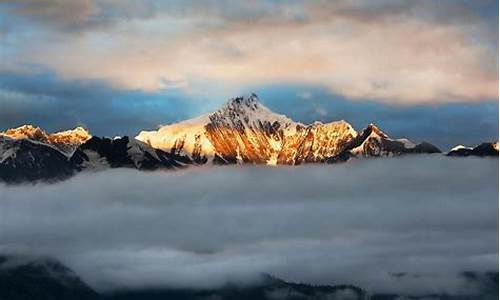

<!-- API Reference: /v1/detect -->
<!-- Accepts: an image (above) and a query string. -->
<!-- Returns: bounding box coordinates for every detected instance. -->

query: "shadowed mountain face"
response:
[0,136,77,183]
[327,124,443,163]
[70,136,192,170]
[0,135,191,183]
[0,256,99,300]
[0,256,497,300]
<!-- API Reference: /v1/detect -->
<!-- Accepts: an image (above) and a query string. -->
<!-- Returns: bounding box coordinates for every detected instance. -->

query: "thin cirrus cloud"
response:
[1,0,498,104]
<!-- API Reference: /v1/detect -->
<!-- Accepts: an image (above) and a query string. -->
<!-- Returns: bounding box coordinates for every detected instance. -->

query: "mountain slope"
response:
[277,120,357,164]
[137,94,439,165]
[0,256,100,300]
[0,136,76,183]
[70,136,192,170]
[137,94,301,164]
[328,124,442,162]
[0,132,192,183]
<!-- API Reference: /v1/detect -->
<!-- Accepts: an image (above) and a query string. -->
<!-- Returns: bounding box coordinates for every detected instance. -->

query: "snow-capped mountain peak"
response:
[365,123,389,139]
[51,126,91,140]
[136,94,300,163]
[136,94,361,164]
[136,94,442,165]
[212,94,296,127]
[0,124,47,140]
[450,145,473,152]
[48,127,92,155]
[0,125,91,156]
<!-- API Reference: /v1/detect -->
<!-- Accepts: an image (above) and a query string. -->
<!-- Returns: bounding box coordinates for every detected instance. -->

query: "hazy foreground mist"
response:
[0,156,497,295]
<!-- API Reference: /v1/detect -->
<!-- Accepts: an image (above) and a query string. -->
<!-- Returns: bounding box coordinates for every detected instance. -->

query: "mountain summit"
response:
[136,94,439,165]
[0,125,91,156]
[136,94,296,164]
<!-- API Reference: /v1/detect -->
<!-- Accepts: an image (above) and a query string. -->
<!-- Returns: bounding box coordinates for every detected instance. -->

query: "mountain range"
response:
[0,94,497,183]
[447,143,499,157]
[135,94,443,164]
[0,255,497,300]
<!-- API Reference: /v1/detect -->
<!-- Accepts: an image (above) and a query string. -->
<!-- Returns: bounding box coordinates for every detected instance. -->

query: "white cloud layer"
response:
[1,1,498,103]
[0,156,497,296]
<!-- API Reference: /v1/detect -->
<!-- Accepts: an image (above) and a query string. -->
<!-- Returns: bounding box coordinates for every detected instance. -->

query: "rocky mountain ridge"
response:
[0,94,497,183]
[0,134,190,183]
[136,94,443,165]
[447,142,499,157]
[0,136,76,183]
[0,125,91,156]
[70,136,191,170]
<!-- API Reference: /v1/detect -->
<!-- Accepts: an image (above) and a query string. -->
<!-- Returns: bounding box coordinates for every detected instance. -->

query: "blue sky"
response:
[0,0,498,149]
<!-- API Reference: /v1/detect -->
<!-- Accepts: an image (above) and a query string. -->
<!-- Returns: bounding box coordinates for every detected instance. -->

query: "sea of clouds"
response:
[0,156,497,296]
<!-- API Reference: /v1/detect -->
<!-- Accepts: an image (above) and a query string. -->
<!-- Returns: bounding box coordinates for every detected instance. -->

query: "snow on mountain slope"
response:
[345,124,440,159]
[450,145,473,152]
[48,127,92,154]
[277,120,357,164]
[70,136,191,170]
[350,124,397,157]
[0,125,91,156]
[136,113,214,164]
[136,94,298,164]
[204,94,300,164]
[136,94,439,165]
[136,94,361,165]
[0,138,18,164]
[0,136,76,183]
[395,138,416,149]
